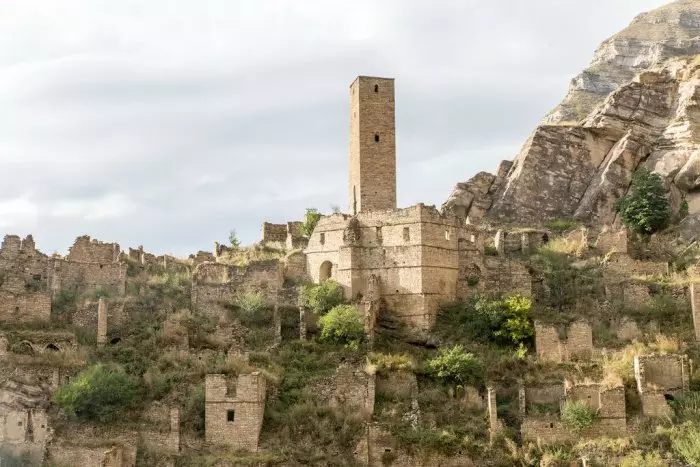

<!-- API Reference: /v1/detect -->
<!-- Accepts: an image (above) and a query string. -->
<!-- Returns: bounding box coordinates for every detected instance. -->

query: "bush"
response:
[298,280,345,315]
[619,450,665,467]
[181,383,205,436]
[545,218,577,233]
[615,167,670,235]
[53,364,140,422]
[318,305,364,349]
[671,422,700,465]
[561,400,598,432]
[672,391,700,423]
[234,290,267,314]
[300,208,322,237]
[229,229,241,249]
[426,345,484,389]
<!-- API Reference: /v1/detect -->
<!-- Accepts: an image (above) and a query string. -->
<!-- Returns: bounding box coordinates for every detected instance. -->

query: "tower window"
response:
[374,84,379,93]
[374,134,380,142]
[320,233,326,245]
[227,410,235,422]
[403,227,410,242]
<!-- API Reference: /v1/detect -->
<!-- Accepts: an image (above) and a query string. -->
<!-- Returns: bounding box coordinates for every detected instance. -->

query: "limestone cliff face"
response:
[545,0,700,124]
[443,57,700,226]
[444,1,700,227]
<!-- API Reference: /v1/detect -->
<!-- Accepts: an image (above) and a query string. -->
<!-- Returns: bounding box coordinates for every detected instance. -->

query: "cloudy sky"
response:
[0,0,670,256]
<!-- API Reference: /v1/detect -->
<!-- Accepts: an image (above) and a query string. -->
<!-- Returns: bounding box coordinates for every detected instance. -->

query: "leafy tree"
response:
[318,304,364,349]
[53,364,140,423]
[494,295,534,345]
[300,208,322,237]
[298,280,345,315]
[615,167,670,234]
[229,229,241,249]
[426,345,484,389]
[561,400,598,432]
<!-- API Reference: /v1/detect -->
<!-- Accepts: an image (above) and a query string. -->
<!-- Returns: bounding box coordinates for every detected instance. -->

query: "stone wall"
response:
[595,227,628,253]
[634,354,689,417]
[312,364,376,417]
[192,260,284,320]
[49,258,127,297]
[534,321,593,363]
[349,76,396,214]
[0,289,51,325]
[306,205,461,329]
[692,282,700,340]
[47,444,124,467]
[204,372,266,451]
[66,235,121,264]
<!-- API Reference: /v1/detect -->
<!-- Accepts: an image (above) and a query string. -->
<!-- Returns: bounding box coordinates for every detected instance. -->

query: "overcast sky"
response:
[0,0,671,256]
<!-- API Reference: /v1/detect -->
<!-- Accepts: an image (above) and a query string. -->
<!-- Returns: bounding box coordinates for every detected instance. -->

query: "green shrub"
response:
[671,422,700,465]
[300,208,322,237]
[672,391,700,423]
[561,400,598,432]
[679,200,689,220]
[545,218,577,233]
[53,364,140,423]
[234,290,267,314]
[619,450,665,467]
[318,305,364,349]
[484,245,499,256]
[615,167,670,235]
[229,229,241,249]
[426,345,484,389]
[181,383,205,436]
[298,280,345,315]
[436,295,533,349]
[52,287,78,320]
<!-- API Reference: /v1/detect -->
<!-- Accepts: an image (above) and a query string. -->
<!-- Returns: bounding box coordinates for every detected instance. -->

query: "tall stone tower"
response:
[349,76,396,214]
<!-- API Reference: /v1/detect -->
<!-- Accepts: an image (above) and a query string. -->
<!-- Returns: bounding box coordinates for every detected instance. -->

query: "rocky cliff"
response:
[443,1,700,228]
[546,0,700,124]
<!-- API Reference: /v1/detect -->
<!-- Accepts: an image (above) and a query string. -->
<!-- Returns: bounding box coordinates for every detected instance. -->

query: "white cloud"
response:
[0,0,672,254]
[0,198,38,229]
[50,193,137,220]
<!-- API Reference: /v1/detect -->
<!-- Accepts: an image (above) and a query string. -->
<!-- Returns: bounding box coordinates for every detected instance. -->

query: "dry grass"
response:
[601,334,681,383]
[367,352,416,374]
[542,236,586,258]
[216,244,287,267]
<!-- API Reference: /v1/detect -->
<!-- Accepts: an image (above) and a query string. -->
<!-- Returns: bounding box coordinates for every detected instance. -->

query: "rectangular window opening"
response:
[320,233,326,245]
[227,410,235,422]
[403,227,410,242]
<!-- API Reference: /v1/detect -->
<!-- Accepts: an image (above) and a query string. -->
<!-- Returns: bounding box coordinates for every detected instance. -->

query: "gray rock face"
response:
[545,0,700,124]
[444,2,700,229]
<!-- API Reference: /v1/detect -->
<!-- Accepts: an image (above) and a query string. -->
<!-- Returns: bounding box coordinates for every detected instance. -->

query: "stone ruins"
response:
[0,70,698,464]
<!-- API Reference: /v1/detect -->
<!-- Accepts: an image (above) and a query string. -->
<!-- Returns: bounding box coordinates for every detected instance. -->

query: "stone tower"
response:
[349,76,396,214]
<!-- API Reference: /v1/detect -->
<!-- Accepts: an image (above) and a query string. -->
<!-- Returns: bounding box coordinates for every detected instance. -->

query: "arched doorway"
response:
[319,261,333,282]
[45,343,60,352]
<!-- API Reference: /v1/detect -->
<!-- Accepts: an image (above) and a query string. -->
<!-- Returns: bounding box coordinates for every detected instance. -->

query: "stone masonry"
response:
[634,354,689,417]
[204,372,266,451]
[692,282,700,340]
[534,321,593,363]
[349,76,396,214]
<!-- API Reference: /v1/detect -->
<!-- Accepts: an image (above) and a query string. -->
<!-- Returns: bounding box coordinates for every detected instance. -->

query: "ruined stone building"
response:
[304,76,532,329]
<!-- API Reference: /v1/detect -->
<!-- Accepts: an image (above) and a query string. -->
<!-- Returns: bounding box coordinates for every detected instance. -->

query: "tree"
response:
[494,295,534,345]
[615,168,670,235]
[298,280,345,315]
[54,364,140,423]
[300,208,322,237]
[426,345,484,389]
[318,304,365,349]
[229,229,241,249]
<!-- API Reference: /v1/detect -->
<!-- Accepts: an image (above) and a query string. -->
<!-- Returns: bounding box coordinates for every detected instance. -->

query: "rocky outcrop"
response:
[545,0,700,124]
[445,57,700,227]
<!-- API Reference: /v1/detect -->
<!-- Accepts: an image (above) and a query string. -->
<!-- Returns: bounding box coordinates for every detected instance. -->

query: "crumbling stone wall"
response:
[67,235,121,264]
[204,372,266,451]
[495,229,548,255]
[595,227,628,253]
[692,282,700,340]
[312,364,376,416]
[49,258,127,297]
[634,354,689,417]
[192,260,283,320]
[534,321,593,363]
[306,205,461,329]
